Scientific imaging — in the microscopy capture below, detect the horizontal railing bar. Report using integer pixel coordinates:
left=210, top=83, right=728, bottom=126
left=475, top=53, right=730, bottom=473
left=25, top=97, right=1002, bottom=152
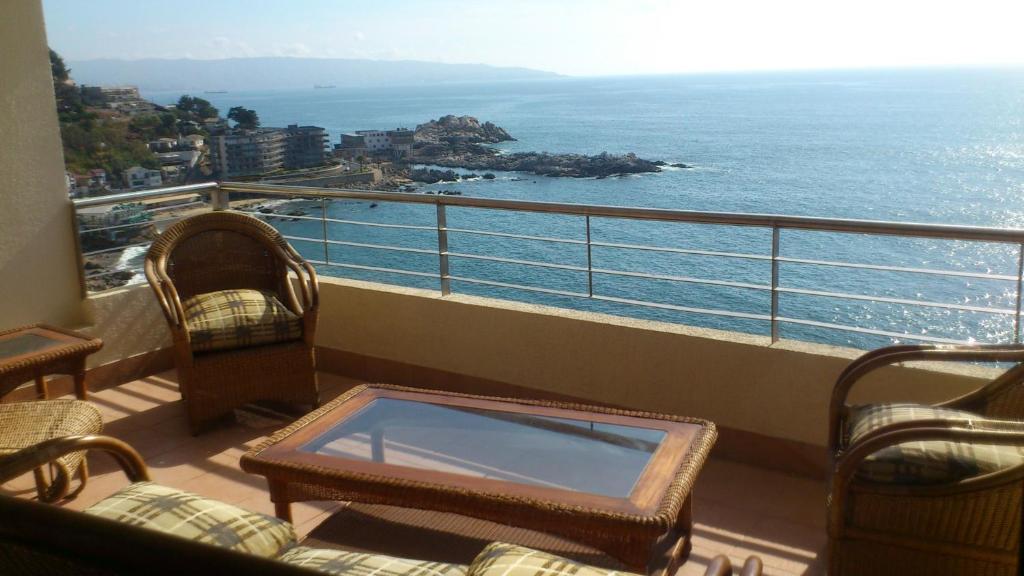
left=220, top=182, right=1024, bottom=243
left=279, top=234, right=435, bottom=256
left=777, top=256, right=1017, bottom=281
left=322, top=238, right=437, bottom=255
left=592, top=268, right=772, bottom=291
left=82, top=241, right=152, bottom=257
left=280, top=234, right=326, bottom=245
left=245, top=211, right=323, bottom=223
left=775, top=316, right=974, bottom=345
left=591, top=241, right=770, bottom=261
left=447, top=252, right=589, bottom=272
left=592, top=294, right=772, bottom=321
left=324, top=218, right=435, bottom=231
left=73, top=182, right=217, bottom=208
left=83, top=268, right=140, bottom=280
left=447, top=276, right=590, bottom=298
left=318, top=262, right=440, bottom=279
left=444, top=227, right=587, bottom=245
left=79, top=216, right=187, bottom=235
left=778, top=287, right=1017, bottom=315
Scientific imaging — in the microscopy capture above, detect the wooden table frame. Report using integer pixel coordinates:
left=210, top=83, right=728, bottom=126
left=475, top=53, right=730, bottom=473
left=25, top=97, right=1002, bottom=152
left=0, top=324, right=103, bottom=401
left=243, top=384, right=716, bottom=573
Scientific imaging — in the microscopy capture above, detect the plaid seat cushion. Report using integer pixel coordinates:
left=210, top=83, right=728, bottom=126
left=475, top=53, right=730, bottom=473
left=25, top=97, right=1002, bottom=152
left=84, top=482, right=296, bottom=558
left=468, top=542, right=638, bottom=576
left=847, top=403, right=1024, bottom=484
left=278, top=546, right=468, bottom=576
left=183, top=288, right=302, bottom=352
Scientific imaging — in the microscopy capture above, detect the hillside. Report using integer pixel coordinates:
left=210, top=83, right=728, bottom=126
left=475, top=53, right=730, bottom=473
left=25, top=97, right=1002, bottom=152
left=66, top=57, right=561, bottom=92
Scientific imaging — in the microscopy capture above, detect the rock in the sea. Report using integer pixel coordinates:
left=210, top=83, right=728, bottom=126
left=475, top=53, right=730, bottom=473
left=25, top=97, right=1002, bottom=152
left=409, top=168, right=460, bottom=184
left=407, top=116, right=685, bottom=179
left=415, top=115, right=515, bottom=144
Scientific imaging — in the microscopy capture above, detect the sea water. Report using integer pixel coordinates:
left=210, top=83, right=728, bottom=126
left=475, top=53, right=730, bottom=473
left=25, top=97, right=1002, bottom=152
left=148, top=67, right=1024, bottom=348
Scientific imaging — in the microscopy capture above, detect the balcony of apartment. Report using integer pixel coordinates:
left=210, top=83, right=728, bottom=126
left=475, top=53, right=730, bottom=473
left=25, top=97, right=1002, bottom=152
left=4, top=178, right=1016, bottom=575
left=2, top=4, right=1021, bottom=575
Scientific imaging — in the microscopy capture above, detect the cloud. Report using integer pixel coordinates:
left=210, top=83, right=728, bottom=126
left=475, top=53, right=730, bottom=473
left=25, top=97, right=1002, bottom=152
left=271, top=42, right=312, bottom=57
left=206, top=36, right=257, bottom=58
left=353, top=31, right=366, bottom=42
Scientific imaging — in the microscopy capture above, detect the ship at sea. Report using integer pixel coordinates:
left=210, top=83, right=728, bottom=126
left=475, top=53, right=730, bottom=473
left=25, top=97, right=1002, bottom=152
left=313, top=85, right=336, bottom=89
left=203, top=90, right=228, bottom=94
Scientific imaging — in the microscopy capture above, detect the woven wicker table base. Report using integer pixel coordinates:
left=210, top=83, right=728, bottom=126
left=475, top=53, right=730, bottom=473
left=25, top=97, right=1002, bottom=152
left=303, top=502, right=631, bottom=571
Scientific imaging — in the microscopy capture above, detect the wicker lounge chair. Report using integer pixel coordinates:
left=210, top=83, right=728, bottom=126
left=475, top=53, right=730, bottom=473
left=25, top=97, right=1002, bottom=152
left=0, top=435, right=747, bottom=576
left=828, top=343, right=1024, bottom=575
left=145, top=211, right=320, bottom=434
left=0, top=400, right=102, bottom=501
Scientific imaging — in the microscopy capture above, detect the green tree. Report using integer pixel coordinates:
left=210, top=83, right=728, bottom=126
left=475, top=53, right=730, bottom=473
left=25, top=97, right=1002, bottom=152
left=49, top=49, right=84, bottom=120
left=176, top=95, right=218, bottom=119
left=227, top=106, right=260, bottom=129
left=49, top=49, right=69, bottom=82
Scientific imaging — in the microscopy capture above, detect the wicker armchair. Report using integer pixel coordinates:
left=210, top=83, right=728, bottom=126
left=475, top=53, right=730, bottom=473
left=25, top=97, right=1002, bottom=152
left=145, top=211, right=320, bottom=434
left=828, top=343, right=1024, bottom=575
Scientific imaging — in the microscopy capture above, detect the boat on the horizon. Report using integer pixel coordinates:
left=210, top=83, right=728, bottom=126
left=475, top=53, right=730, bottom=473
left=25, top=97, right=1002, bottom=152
left=204, top=90, right=228, bottom=94
left=313, top=85, right=337, bottom=89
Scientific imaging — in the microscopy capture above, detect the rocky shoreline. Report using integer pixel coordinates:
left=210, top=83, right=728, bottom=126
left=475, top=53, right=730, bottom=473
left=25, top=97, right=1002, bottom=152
left=406, top=115, right=689, bottom=180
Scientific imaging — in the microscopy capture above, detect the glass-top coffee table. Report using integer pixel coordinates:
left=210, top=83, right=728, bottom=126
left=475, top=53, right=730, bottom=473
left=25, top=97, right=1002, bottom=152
left=242, top=384, right=716, bottom=571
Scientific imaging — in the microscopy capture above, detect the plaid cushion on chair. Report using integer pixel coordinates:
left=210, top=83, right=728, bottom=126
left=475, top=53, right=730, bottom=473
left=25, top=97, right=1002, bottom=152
left=183, top=288, right=303, bottom=353
left=279, top=546, right=468, bottom=576
left=847, top=403, right=1024, bottom=484
left=468, top=542, right=637, bottom=576
left=84, top=482, right=296, bottom=558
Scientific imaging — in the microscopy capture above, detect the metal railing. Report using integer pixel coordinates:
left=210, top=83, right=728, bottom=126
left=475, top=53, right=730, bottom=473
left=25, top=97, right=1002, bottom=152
left=73, top=181, right=1024, bottom=346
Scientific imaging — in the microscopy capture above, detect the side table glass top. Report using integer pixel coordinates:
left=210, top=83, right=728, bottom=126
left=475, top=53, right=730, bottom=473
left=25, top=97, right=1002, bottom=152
left=0, top=333, right=65, bottom=361
left=299, top=397, right=667, bottom=498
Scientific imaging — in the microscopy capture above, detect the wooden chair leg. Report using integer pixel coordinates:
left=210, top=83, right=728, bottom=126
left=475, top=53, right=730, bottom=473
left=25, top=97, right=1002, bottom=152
left=34, top=374, right=48, bottom=400
left=32, top=467, right=49, bottom=500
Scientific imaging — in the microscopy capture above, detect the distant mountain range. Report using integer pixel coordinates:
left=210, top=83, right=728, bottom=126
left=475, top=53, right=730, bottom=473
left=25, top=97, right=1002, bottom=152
left=66, top=57, right=561, bottom=92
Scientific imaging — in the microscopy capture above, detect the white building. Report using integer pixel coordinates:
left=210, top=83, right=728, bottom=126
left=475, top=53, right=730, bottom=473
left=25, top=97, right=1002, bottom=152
left=338, top=128, right=414, bottom=159
left=179, top=134, right=205, bottom=149
left=123, top=166, right=163, bottom=189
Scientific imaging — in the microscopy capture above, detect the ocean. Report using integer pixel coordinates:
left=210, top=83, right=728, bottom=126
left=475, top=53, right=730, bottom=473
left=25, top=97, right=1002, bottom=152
left=148, top=67, right=1024, bottom=348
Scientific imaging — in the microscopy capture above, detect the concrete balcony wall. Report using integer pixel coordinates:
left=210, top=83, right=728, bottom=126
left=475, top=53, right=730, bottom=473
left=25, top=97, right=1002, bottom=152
left=312, top=278, right=992, bottom=447
left=82, top=277, right=993, bottom=449
left=0, top=1, right=86, bottom=327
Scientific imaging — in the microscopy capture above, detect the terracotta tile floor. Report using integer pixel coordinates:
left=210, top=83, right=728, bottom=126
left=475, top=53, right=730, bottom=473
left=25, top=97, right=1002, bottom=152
left=1, top=371, right=827, bottom=575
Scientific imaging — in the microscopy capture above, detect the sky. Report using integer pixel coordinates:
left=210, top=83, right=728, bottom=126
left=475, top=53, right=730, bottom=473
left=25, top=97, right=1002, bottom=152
left=42, top=0, right=1024, bottom=77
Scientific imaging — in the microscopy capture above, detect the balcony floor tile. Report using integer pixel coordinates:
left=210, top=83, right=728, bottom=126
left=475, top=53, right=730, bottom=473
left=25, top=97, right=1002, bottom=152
left=1, top=371, right=826, bottom=575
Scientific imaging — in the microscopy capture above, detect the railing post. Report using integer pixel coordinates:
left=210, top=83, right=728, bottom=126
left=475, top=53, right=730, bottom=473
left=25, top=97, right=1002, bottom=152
left=436, top=202, right=450, bottom=295
left=1015, top=243, right=1023, bottom=343
left=210, top=186, right=229, bottom=211
left=321, top=197, right=329, bottom=265
left=585, top=215, right=594, bottom=298
left=770, top=225, right=780, bottom=343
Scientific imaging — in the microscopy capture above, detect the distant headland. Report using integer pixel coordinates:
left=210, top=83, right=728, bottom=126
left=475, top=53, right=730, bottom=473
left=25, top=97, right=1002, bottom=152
left=66, top=57, right=562, bottom=92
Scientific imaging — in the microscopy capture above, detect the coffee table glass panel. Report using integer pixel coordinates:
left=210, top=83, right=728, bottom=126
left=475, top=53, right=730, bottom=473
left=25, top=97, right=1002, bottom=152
left=300, top=397, right=667, bottom=498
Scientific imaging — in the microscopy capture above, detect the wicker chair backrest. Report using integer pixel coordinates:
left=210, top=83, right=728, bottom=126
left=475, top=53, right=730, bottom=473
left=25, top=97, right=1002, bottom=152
left=148, top=212, right=291, bottom=301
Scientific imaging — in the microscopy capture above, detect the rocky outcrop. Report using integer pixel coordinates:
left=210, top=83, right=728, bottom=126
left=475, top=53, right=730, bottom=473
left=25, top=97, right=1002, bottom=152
left=409, top=115, right=669, bottom=178
left=415, top=115, right=515, bottom=145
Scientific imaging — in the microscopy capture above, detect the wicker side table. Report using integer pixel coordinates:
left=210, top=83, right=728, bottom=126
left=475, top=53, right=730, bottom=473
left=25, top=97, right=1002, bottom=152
left=0, top=324, right=103, bottom=401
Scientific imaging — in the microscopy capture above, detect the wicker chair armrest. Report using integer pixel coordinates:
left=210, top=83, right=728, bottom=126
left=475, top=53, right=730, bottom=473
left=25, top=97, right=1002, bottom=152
left=828, top=344, right=1024, bottom=449
left=703, top=556, right=732, bottom=576
left=738, top=556, right=763, bottom=576
left=0, top=435, right=150, bottom=484
left=701, top=555, right=762, bottom=576
left=830, top=419, right=1024, bottom=533
left=144, top=258, right=187, bottom=330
